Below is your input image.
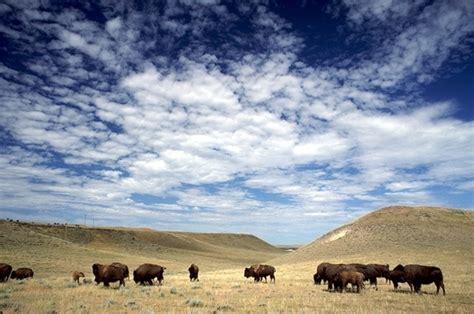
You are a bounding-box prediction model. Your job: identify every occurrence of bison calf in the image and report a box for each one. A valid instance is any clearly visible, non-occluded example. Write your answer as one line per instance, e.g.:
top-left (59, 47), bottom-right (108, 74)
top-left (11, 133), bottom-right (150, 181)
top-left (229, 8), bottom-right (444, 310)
top-left (335, 271), bottom-right (365, 293)
top-left (11, 267), bottom-right (34, 280)
top-left (72, 271), bottom-right (85, 284)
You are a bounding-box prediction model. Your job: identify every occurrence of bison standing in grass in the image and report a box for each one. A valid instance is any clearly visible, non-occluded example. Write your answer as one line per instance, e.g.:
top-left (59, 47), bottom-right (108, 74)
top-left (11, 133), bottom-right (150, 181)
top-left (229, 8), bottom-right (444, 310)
top-left (92, 263), bottom-right (127, 287)
top-left (10, 267), bottom-right (34, 280)
top-left (72, 271), bottom-right (85, 284)
top-left (111, 262), bottom-right (129, 279)
top-left (389, 264), bottom-right (411, 291)
top-left (395, 264), bottom-right (445, 295)
top-left (244, 264), bottom-right (276, 283)
top-left (0, 263), bottom-right (12, 282)
top-left (334, 271), bottom-right (365, 293)
top-left (188, 264), bottom-right (199, 282)
top-left (368, 264), bottom-right (390, 283)
top-left (324, 264), bottom-right (349, 291)
top-left (133, 264), bottom-right (166, 286)
top-left (313, 262), bottom-right (331, 285)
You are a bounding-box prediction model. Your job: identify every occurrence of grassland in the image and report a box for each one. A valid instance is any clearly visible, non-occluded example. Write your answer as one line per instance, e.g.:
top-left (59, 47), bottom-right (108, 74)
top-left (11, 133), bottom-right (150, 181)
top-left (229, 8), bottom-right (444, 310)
top-left (0, 220), bottom-right (284, 276)
top-left (1, 206), bottom-right (473, 313)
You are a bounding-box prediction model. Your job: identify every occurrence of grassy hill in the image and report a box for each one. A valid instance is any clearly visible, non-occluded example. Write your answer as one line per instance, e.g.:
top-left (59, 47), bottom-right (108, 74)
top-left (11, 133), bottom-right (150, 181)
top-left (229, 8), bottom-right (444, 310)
top-left (0, 220), bottom-right (284, 277)
top-left (273, 206), bottom-right (474, 265)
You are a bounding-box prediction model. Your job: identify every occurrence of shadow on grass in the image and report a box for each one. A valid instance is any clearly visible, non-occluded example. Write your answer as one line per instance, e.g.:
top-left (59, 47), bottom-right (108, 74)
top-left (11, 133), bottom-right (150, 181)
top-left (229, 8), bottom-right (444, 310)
top-left (390, 289), bottom-right (443, 296)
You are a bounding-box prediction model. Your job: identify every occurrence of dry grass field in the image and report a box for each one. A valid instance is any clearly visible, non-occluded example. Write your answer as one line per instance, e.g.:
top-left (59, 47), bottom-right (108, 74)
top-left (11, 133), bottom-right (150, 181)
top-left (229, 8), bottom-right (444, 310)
top-left (1, 206), bottom-right (473, 313)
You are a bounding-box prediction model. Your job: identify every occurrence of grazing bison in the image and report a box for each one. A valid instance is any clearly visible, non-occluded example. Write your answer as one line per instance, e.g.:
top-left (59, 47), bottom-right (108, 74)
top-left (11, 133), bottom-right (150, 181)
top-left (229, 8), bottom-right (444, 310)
top-left (402, 264), bottom-right (445, 295)
top-left (188, 264), bottom-right (199, 282)
top-left (10, 267), bottom-right (34, 280)
top-left (334, 271), bottom-right (365, 293)
top-left (72, 271), bottom-right (85, 284)
top-left (92, 263), bottom-right (127, 287)
top-left (313, 262), bottom-right (331, 285)
top-left (389, 264), bottom-right (411, 291)
top-left (0, 263), bottom-right (13, 282)
top-left (324, 263), bottom-right (351, 290)
top-left (244, 264), bottom-right (276, 283)
top-left (133, 264), bottom-right (166, 286)
top-left (111, 262), bottom-right (129, 279)
top-left (347, 263), bottom-right (379, 290)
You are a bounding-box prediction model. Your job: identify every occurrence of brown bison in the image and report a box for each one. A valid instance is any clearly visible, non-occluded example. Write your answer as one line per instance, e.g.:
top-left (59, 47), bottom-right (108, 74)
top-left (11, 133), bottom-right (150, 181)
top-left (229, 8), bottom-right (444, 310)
top-left (313, 262), bottom-right (331, 285)
top-left (398, 264), bottom-right (445, 295)
top-left (111, 262), bottom-right (129, 279)
top-left (92, 263), bottom-right (127, 287)
top-left (323, 263), bottom-right (351, 290)
top-left (188, 264), bottom-right (199, 282)
top-left (347, 263), bottom-right (379, 289)
top-left (10, 267), bottom-right (34, 280)
top-left (244, 264), bottom-right (276, 283)
top-left (133, 264), bottom-right (166, 286)
top-left (368, 264), bottom-right (390, 282)
top-left (0, 263), bottom-right (12, 282)
top-left (389, 264), bottom-right (411, 291)
top-left (72, 271), bottom-right (85, 284)
top-left (334, 271), bottom-right (365, 293)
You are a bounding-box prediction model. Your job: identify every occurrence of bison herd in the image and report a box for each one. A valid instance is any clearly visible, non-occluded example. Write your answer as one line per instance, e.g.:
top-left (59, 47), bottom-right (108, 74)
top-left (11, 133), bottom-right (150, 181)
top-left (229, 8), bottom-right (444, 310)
top-left (313, 262), bottom-right (445, 295)
top-left (0, 263), bottom-right (33, 281)
top-left (1, 261), bottom-right (445, 295)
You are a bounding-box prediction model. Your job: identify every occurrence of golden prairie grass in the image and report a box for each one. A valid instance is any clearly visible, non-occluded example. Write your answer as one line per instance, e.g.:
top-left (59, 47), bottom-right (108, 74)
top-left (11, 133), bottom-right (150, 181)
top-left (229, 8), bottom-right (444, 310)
top-left (1, 207), bottom-right (473, 313)
top-left (1, 261), bottom-right (472, 313)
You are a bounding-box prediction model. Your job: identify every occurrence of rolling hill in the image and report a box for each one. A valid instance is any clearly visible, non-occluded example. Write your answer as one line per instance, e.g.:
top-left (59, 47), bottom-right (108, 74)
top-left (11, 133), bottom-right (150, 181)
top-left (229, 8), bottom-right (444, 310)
top-left (0, 220), bottom-right (284, 277)
top-left (273, 206), bottom-right (474, 265)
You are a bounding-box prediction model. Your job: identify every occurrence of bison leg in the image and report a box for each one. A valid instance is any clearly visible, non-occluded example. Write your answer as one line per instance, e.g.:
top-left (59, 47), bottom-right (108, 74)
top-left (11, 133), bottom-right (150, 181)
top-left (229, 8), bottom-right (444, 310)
top-left (120, 279), bottom-right (125, 287)
top-left (392, 281), bottom-right (399, 290)
top-left (148, 279), bottom-right (153, 285)
top-left (436, 281), bottom-right (446, 295)
top-left (413, 283), bottom-right (421, 294)
top-left (270, 274), bottom-right (275, 283)
top-left (371, 278), bottom-right (378, 291)
top-left (341, 280), bottom-right (347, 293)
top-left (328, 280), bottom-right (337, 291)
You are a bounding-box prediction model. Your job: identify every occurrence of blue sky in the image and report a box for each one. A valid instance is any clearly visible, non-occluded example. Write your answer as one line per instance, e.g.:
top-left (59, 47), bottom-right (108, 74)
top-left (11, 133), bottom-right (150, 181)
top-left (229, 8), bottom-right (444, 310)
top-left (0, 0), bottom-right (473, 245)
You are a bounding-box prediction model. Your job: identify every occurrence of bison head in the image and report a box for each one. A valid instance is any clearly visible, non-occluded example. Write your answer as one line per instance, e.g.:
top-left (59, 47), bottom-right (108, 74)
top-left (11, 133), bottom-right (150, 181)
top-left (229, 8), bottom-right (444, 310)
top-left (133, 270), bottom-right (139, 283)
top-left (244, 267), bottom-right (255, 278)
top-left (10, 271), bottom-right (16, 279)
top-left (313, 273), bottom-right (322, 284)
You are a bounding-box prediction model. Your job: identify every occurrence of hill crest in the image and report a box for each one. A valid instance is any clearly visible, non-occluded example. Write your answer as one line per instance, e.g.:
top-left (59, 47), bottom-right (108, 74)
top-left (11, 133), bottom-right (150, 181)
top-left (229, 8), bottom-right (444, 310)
top-left (273, 206), bottom-right (474, 264)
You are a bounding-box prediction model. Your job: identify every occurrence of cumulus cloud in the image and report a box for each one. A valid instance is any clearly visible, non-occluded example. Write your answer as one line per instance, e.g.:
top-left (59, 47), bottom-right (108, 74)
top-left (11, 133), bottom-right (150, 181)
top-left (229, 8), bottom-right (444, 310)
top-left (0, 0), bottom-right (473, 244)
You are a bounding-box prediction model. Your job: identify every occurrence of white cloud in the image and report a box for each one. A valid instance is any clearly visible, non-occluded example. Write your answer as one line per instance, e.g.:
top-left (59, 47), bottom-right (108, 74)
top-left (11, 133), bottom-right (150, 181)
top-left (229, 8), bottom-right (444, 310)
top-left (0, 0), bottom-right (473, 244)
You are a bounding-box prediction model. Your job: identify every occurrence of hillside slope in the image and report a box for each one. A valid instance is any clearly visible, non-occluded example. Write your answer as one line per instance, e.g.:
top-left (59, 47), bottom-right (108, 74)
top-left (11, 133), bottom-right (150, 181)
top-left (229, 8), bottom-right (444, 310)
top-left (0, 220), bottom-right (284, 277)
top-left (274, 206), bottom-right (474, 264)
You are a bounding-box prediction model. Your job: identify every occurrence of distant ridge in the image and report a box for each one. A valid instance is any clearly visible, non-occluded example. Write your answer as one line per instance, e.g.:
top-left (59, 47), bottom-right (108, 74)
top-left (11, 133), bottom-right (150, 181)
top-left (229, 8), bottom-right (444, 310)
top-left (273, 206), bottom-right (474, 264)
top-left (0, 220), bottom-right (285, 276)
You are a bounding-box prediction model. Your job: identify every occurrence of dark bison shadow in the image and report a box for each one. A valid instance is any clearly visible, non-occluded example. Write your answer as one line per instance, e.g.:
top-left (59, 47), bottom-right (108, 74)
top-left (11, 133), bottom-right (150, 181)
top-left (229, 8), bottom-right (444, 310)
top-left (322, 288), bottom-right (364, 294)
top-left (390, 289), bottom-right (441, 295)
